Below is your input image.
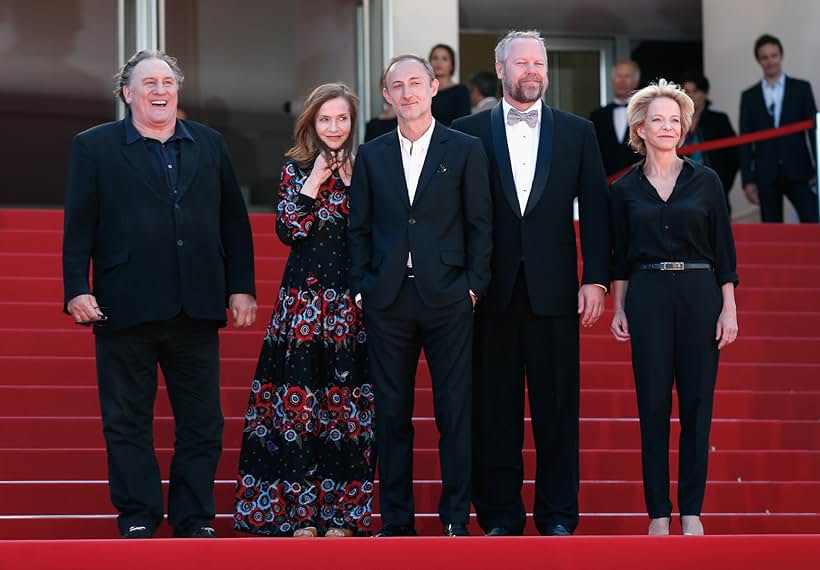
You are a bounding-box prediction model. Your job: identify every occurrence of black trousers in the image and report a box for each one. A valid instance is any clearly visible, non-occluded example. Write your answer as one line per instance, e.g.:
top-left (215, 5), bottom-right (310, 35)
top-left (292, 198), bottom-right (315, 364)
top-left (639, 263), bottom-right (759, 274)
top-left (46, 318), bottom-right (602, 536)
top-left (758, 170), bottom-right (818, 223)
top-left (94, 314), bottom-right (223, 535)
top-left (472, 270), bottom-right (580, 535)
top-left (364, 276), bottom-right (473, 528)
top-left (625, 270), bottom-right (722, 518)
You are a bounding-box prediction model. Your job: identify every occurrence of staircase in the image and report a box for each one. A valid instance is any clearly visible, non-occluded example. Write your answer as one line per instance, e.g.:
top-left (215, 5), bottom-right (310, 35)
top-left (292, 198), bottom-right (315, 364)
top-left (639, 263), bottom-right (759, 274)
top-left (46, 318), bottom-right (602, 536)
top-left (0, 209), bottom-right (818, 538)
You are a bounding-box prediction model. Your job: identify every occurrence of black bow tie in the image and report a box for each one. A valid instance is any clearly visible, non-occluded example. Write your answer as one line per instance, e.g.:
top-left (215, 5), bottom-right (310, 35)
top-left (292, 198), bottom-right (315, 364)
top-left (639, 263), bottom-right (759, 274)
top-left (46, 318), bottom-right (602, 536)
top-left (613, 102), bottom-right (628, 108)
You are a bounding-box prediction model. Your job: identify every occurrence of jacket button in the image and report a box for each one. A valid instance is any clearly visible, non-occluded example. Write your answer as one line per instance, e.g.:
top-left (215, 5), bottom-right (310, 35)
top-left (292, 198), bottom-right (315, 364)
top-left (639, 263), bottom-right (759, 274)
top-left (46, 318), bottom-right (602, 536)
top-left (408, 218), bottom-right (416, 225)
top-left (177, 240), bottom-right (184, 246)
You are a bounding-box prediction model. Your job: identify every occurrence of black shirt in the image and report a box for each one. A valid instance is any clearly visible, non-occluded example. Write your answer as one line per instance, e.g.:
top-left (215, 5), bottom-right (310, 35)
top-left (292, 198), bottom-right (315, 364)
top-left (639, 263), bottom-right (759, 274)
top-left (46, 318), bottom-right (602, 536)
top-left (431, 83), bottom-right (471, 126)
top-left (609, 158), bottom-right (739, 286)
top-left (124, 114), bottom-right (194, 200)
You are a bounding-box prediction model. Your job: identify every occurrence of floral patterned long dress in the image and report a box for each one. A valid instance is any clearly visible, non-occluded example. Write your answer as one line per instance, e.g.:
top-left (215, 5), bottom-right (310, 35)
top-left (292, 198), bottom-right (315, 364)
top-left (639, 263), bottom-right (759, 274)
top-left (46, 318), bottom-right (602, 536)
top-left (234, 160), bottom-right (374, 536)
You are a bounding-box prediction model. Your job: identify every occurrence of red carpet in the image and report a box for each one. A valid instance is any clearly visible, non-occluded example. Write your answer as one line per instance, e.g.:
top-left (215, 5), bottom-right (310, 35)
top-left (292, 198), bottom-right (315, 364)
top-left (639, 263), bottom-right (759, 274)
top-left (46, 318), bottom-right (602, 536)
top-left (0, 209), bottom-right (818, 549)
top-left (0, 536), bottom-right (818, 570)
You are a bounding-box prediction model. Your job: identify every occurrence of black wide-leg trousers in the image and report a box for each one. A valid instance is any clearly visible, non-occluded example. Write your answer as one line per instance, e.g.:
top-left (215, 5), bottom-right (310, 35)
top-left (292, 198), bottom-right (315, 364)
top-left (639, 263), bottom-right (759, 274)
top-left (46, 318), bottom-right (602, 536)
top-left (625, 269), bottom-right (722, 518)
top-left (472, 270), bottom-right (581, 535)
top-left (94, 314), bottom-right (223, 535)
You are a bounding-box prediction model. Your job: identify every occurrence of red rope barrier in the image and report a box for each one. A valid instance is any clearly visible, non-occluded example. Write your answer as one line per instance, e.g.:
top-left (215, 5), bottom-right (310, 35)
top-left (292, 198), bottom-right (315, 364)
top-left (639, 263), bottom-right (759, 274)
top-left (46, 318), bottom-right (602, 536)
top-left (607, 118), bottom-right (816, 184)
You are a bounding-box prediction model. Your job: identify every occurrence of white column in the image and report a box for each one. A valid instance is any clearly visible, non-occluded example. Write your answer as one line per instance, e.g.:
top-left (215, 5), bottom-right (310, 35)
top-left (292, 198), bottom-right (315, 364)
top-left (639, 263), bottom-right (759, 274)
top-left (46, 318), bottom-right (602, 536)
top-left (703, 0), bottom-right (820, 222)
top-left (386, 0), bottom-right (459, 80)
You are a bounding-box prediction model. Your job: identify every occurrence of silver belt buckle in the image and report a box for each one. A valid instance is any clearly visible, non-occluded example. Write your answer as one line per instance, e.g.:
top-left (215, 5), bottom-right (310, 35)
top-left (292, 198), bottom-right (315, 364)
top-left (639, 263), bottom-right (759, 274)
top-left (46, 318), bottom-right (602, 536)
top-left (660, 261), bottom-right (685, 271)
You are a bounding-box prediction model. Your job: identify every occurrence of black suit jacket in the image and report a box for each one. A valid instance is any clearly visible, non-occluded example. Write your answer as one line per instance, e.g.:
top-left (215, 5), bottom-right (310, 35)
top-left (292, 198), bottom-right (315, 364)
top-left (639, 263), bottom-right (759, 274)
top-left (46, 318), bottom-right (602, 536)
top-left (739, 76), bottom-right (817, 186)
top-left (62, 118), bottom-right (255, 331)
top-left (693, 105), bottom-right (740, 195)
top-left (452, 103), bottom-right (610, 317)
top-left (348, 122), bottom-right (492, 310)
top-left (590, 103), bottom-right (641, 177)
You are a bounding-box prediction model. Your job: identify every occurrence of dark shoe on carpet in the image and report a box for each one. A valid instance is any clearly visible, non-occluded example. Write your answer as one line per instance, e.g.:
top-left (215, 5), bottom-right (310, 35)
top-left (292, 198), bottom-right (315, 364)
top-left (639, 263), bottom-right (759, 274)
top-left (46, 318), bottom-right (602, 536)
top-left (122, 524), bottom-right (153, 539)
top-left (375, 525), bottom-right (417, 537)
top-left (544, 523), bottom-right (572, 536)
top-left (485, 527), bottom-right (516, 536)
top-left (174, 525), bottom-right (216, 538)
top-left (443, 523), bottom-right (470, 537)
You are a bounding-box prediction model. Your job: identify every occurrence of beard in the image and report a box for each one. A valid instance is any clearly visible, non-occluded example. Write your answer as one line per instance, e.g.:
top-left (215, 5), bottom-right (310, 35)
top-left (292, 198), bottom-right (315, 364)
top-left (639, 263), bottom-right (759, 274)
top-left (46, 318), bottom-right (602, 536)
top-left (503, 74), bottom-right (546, 104)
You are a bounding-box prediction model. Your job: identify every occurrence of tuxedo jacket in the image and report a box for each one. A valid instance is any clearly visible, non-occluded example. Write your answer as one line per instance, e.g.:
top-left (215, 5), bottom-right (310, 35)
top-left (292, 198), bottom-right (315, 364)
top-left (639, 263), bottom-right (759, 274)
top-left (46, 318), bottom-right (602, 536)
top-left (739, 76), bottom-right (817, 186)
top-left (694, 105), bottom-right (740, 195)
top-left (62, 118), bottom-right (255, 331)
top-left (452, 102), bottom-right (610, 317)
top-left (348, 122), bottom-right (492, 310)
top-left (590, 103), bottom-right (641, 177)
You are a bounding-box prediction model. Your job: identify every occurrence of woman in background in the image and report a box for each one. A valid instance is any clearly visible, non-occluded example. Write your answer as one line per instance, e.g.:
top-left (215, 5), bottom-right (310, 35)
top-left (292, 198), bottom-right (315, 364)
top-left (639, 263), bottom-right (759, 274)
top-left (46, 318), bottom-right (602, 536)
top-left (234, 83), bottom-right (374, 538)
top-left (429, 43), bottom-right (471, 126)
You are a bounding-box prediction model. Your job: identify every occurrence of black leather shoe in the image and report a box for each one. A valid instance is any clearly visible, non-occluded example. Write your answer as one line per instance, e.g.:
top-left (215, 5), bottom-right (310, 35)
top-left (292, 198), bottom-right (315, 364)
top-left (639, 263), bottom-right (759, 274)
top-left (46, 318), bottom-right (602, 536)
top-left (121, 524), bottom-right (153, 539)
top-left (444, 523), bottom-right (470, 536)
top-left (486, 527), bottom-right (515, 536)
top-left (174, 525), bottom-right (216, 538)
top-left (375, 525), bottom-right (417, 537)
top-left (544, 523), bottom-right (572, 536)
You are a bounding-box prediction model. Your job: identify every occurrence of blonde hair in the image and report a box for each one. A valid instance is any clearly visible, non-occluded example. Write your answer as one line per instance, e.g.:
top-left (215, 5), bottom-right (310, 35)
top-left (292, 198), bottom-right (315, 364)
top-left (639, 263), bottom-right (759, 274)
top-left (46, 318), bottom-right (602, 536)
top-left (626, 78), bottom-right (694, 156)
top-left (286, 83), bottom-right (359, 169)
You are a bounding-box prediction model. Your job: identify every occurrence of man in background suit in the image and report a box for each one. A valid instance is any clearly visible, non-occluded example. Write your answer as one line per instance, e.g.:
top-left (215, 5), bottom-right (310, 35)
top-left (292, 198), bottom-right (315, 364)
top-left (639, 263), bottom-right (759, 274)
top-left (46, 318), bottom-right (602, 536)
top-left (349, 54), bottom-right (492, 537)
top-left (590, 60), bottom-right (642, 178)
top-left (452, 30), bottom-right (609, 536)
top-left (470, 71), bottom-right (499, 114)
top-left (740, 33), bottom-right (818, 222)
top-left (63, 50), bottom-right (256, 538)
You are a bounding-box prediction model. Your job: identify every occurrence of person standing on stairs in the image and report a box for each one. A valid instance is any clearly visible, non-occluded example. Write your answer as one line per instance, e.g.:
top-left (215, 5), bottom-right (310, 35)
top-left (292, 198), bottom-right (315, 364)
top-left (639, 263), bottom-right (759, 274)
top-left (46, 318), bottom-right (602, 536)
top-left (233, 83), bottom-right (375, 538)
top-left (608, 79), bottom-right (739, 536)
top-left (62, 50), bottom-right (256, 539)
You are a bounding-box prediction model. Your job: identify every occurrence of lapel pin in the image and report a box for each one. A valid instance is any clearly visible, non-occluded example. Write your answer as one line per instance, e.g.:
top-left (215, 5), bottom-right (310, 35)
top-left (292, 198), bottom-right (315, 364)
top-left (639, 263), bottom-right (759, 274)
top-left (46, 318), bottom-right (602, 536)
top-left (436, 163), bottom-right (447, 174)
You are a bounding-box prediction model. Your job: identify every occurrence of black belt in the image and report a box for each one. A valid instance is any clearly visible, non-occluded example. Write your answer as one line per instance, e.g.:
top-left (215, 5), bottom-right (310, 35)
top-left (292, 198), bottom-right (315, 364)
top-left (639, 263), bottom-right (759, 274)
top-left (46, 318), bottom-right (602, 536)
top-left (637, 262), bottom-right (712, 271)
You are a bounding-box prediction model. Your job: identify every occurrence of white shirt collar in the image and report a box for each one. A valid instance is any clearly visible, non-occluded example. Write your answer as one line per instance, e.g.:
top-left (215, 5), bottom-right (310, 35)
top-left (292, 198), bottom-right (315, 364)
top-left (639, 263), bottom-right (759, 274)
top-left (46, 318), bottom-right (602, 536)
top-left (762, 73), bottom-right (785, 89)
top-left (501, 98), bottom-right (541, 122)
top-left (397, 119), bottom-right (436, 154)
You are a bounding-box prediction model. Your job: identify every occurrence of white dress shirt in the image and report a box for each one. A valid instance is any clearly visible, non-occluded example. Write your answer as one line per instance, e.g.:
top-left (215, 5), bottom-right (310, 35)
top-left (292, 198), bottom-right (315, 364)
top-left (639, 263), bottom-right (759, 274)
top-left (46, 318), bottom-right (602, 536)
top-left (612, 98), bottom-right (628, 143)
top-left (397, 119), bottom-right (436, 268)
top-left (502, 99), bottom-right (541, 215)
top-left (761, 73), bottom-right (785, 128)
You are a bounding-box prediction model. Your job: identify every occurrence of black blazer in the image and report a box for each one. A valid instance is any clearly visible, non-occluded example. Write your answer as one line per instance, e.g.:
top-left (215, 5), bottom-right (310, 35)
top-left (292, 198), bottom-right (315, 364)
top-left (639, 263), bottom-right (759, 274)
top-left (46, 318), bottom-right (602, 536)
top-left (348, 122), bottom-right (492, 310)
top-left (739, 76), bottom-right (817, 186)
top-left (590, 103), bottom-right (641, 177)
top-left (452, 103), bottom-right (610, 317)
top-left (62, 119), bottom-right (255, 331)
top-left (693, 105), bottom-right (740, 195)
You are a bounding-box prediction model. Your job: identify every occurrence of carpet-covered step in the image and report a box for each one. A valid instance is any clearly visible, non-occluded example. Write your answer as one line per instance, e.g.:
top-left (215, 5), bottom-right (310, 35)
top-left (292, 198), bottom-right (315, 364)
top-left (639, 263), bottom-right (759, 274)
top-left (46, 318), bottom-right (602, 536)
top-left (5, 301), bottom-right (820, 339)
top-left (2, 356), bottom-right (818, 391)
top-left (4, 448), bottom-right (816, 482)
top-left (2, 480), bottom-right (816, 517)
top-left (1, 512), bottom-right (819, 539)
top-left (5, 276), bottom-right (819, 311)
top-left (0, 417), bottom-right (816, 450)
top-left (2, 385), bottom-right (817, 421)
top-left (5, 329), bottom-right (820, 364)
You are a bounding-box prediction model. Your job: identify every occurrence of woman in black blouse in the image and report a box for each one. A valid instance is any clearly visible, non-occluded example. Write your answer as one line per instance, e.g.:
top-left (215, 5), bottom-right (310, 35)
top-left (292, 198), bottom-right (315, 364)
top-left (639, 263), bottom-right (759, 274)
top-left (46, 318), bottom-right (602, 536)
top-left (428, 43), bottom-right (471, 126)
top-left (609, 79), bottom-right (739, 536)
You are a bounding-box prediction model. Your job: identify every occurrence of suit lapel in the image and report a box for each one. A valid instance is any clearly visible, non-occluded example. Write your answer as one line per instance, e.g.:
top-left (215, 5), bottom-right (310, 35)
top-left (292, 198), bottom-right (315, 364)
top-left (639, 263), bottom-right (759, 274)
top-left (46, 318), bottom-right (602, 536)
top-left (176, 134), bottom-right (200, 201)
top-left (754, 83), bottom-right (774, 127)
top-left (119, 123), bottom-right (168, 203)
top-left (523, 103), bottom-right (554, 217)
top-left (412, 122), bottom-right (448, 206)
top-left (490, 103), bottom-right (523, 219)
top-left (781, 77), bottom-right (795, 124)
top-left (382, 130), bottom-right (411, 208)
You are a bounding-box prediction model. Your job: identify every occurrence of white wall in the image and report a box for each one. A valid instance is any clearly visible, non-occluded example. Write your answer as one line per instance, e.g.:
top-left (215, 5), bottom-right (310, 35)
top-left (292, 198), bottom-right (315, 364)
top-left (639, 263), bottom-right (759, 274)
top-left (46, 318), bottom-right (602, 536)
top-left (703, 0), bottom-right (820, 221)
top-left (388, 0), bottom-right (460, 80)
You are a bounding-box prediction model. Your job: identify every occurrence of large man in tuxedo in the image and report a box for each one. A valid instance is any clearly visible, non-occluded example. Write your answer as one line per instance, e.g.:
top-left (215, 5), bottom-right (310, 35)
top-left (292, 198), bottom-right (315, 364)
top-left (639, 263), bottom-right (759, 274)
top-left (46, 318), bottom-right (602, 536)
top-left (63, 50), bottom-right (256, 538)
top-left (739, 33), bottom-right (818, 223)
top-left (590, 60), bottom-right (642, 178)
top-left (452, 30), bottom-right (610, 536)
top-left (349, 54), bottom-right (492, 537)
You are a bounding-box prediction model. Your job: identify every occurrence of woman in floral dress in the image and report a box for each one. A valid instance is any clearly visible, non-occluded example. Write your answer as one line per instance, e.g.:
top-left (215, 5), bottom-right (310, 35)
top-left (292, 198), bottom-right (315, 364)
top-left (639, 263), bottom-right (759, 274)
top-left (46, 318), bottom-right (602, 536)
top-left (234, 83), bottom-right (374, 537)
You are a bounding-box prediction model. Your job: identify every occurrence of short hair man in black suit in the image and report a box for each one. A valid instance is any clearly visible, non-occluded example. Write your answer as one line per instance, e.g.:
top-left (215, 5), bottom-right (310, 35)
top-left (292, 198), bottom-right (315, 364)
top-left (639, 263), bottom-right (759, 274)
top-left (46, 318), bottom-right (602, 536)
top-left (590, 60), bottom-right (642, 177)
top-left (63, 50), bottom-right (257, 538)
top-left (739, 34), bottom-right (818, 222)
